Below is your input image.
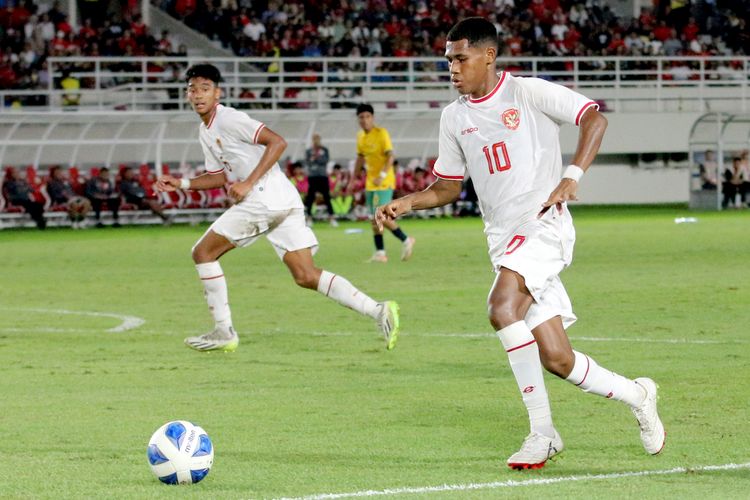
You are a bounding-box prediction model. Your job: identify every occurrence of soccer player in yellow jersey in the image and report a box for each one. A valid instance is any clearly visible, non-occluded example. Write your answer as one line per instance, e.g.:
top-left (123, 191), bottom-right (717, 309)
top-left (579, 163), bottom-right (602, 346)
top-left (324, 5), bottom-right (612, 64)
top-left (351, 103), bottom-right (415, 263)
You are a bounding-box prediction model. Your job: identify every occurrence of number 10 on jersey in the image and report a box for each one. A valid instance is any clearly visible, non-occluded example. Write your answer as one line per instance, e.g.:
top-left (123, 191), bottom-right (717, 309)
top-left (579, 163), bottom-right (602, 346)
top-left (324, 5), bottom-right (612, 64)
top-left (483, 141), bottom-right (511, 174)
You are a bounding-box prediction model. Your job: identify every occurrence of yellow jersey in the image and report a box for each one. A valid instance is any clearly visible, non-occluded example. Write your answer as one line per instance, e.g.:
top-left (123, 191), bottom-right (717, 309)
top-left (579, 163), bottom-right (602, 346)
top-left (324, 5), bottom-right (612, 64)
top-left (356, 126), bottom-right (395, 191)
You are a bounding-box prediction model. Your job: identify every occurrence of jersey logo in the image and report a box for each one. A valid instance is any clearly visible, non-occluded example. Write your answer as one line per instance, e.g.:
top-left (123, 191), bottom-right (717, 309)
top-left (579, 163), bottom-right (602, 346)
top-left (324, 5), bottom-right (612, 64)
top-left (502, 108), bottom-right (520, 130)
top-left (461, 127), bottom-right (478, 135)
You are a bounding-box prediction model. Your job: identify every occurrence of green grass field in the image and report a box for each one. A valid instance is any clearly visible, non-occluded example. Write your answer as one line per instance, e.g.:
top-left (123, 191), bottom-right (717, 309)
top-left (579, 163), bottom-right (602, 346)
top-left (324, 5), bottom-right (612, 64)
top-left (1, 206), bottom-right (749, 499)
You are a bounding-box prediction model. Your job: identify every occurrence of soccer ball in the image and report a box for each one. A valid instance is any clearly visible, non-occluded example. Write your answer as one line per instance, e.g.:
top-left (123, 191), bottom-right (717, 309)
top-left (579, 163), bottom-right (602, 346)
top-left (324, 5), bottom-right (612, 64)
top-left (147, 420), bottom-right (214, 485)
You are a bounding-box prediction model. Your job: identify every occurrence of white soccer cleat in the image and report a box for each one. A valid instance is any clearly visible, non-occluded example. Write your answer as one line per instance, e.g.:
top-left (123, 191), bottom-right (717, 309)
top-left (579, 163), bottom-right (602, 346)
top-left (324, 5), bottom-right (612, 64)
top-left (366, 250), bottom-right (388, 263)
top-left (401, 236), bottom-right (416, 261)
top-left (185, 326), bottom-right (239, 352)
top-left (632, 377), bottom-right (666, 454)
top-left (376, 301), bottom-right (400, 350)
top-left (507, 430), bottom-right (564, 470)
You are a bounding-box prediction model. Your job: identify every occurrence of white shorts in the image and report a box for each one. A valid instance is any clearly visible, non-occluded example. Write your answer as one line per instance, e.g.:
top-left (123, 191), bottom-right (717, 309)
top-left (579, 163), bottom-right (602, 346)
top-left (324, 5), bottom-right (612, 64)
top-left (488, 211), bottom-right (577, 330)
top-left (206, 203), bottom-right (318, 259)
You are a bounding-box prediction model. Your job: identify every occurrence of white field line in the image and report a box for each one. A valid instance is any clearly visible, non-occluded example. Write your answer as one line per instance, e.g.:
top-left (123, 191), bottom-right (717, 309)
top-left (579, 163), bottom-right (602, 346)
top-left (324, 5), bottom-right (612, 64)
top-left (0, 325), bottom-right (743, 345)
top-left (276, 462), bottom-right (750, 500)
top-left (0, 307), bottom-right (145, 332)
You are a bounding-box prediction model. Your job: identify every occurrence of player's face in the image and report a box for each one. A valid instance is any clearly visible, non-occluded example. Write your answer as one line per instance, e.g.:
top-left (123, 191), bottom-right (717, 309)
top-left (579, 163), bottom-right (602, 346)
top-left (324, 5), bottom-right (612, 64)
top-left (186, 77), bottom-right (221, 116)
top-left (357, 111), bottom-right (374, 132)
top-left (445, 39), bottom-right (495, 96)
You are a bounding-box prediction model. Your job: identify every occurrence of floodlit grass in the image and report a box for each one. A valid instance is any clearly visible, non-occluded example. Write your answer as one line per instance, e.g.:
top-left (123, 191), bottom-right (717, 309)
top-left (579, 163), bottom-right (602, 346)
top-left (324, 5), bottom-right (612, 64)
top-left (0, 206), bottom-right (748, 499)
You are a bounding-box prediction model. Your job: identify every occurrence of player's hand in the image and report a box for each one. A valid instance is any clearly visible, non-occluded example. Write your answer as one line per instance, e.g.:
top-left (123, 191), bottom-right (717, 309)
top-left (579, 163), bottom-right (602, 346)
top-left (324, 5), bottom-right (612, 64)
top-left (155, 175), bottom-right (180, 192)
top-left (228, 180), bottom-right (252, 203)
top-left (372, 176), bottom-right (382, 187)
top-left (538, 178), bottom-right (578, 218)
top-left (375, 198), bottom-right (412, 231)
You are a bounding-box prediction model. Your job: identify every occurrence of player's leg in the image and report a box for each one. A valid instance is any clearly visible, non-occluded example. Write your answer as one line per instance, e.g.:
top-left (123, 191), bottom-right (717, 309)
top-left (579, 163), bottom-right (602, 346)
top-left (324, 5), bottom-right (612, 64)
top-left (378, 188), bottom-right (415, 261)
top-left (273, 209), bottom-right (399, 349)
top-left (366, 190), bottom-right (387, 262)
top-left (184, 229), bottom-right (238, 352)
top-left (532, 317), bottom-right (666, 454)
top-left (489, 267), bottom-right (561, 470)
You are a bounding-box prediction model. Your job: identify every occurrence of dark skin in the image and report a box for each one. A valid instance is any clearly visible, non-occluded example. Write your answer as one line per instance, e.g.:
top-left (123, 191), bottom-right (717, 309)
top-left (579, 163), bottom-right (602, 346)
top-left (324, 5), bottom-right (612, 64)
top-left (154, 77), bottom-right (324, 290)
top-left (376, 38), bottom-right (608, 378)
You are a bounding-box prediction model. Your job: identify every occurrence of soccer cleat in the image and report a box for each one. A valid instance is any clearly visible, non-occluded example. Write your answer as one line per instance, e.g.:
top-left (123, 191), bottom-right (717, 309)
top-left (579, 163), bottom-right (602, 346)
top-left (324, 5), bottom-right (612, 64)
top-left (507, 430), bottom-right (564, 470)
top-left (632, 377), bottom-right (666, 454)
top-left (401, 236), bottom-right (416, 261)
top-left (367, 250), bottom-right (388, 263)
top-left (376, 301), bottom-right (400, 350)
top-left (329, 218), bottom-right (339, 228)
top-left (185, 326), bottom-right (239, 352)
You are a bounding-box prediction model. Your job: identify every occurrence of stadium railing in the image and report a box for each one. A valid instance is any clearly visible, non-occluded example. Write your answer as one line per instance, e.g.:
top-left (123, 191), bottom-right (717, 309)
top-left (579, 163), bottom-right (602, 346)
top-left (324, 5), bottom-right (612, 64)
top-left (1, 56), bottom-right (749, 113)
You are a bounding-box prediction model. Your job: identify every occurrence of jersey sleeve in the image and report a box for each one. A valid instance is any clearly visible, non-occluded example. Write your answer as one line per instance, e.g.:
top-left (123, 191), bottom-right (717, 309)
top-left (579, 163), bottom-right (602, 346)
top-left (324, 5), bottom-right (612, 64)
top-left (356, 132), bottom-right (365, 157)
top-left (432, 107), bottom-right (466, 180)
top-left (224, 109), bottom-right (266, 144)
top-left (379, 128), bottom-right (394, 153)
top-left (199, 135), bottom-right (224, 174)
top-left (522, 77), bottom-right (599, 126)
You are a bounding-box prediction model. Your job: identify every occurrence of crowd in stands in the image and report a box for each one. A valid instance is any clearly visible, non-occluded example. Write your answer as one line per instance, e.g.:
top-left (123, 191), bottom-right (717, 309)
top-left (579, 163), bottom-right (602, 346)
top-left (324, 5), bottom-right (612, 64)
top-left (3, 0), bottom-right (750, 105)
top-left (158, 0), bottom-right (750, 59)
top-left (0, 0), bottom-right (185, 105)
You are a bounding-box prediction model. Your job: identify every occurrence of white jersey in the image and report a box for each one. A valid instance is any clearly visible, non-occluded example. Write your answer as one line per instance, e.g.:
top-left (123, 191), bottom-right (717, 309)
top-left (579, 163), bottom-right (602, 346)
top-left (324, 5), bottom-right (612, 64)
top-left (433, 72), bottom-right (597, 243)
top-left (198, 104), bottom-right (302, 210)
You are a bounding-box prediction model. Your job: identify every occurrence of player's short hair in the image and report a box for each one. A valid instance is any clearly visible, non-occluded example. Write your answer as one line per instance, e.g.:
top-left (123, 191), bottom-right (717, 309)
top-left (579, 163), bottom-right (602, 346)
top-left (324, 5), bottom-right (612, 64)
top-left (185, 64), bottom-right (222, 85)
top-left (447, 17), bottom-right (499, 49)
top-left (356, 103), bottom-right (374, 116)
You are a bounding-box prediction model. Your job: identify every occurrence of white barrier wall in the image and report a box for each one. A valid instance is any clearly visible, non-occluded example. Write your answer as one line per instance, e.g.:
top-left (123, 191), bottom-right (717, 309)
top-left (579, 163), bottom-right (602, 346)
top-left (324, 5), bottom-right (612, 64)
top-left (0, 110), bottom-right (700, 204)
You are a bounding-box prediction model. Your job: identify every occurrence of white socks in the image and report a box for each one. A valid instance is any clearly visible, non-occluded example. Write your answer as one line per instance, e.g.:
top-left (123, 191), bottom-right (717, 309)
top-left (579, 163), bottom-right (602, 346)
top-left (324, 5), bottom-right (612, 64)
top-left (565, 350), bottom-right (646, 407)
top-left (497, 321), bottom-right (555, 438)
top-left (196, 262), bottom-right (232, 330)
top-left (317, 270), bottom-right (380, 319)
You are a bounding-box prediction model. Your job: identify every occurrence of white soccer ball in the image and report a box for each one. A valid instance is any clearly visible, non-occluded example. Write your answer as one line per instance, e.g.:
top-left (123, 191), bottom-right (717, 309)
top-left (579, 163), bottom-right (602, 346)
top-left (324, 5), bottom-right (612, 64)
top-left (147, 420), bottom-right (214, 485)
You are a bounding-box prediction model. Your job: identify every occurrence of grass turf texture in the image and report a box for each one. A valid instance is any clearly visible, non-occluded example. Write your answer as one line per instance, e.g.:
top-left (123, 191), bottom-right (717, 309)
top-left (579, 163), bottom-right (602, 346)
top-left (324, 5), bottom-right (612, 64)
top-left (0, 206), bottom-right (748, 499)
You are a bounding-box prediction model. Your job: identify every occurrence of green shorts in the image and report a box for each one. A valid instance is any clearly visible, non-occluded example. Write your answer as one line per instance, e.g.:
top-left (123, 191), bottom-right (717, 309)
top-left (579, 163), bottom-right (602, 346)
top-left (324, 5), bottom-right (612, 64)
top-left (366, 189), bottom-right (394, 215)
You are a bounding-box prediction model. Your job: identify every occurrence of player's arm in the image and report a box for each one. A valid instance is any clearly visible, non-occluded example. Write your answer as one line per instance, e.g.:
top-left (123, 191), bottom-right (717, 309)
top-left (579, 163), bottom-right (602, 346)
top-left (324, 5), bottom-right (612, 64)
top-left (155, 170), bottom-right (227, 192)
top-left (228, 126), bottom-right (287, 201)
top-left (539, 108), bottom-right (607, 217)
top-left (373, 150), bottom-right (394, 187)
top-left (348, 154), bottom-right (365, 192)
top-left (375, 177), bottom-right (462, 230)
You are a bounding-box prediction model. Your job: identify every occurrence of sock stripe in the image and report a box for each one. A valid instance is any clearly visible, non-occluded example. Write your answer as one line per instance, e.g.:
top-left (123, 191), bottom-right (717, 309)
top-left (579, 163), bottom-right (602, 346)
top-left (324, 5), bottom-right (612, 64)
top-left (201, 274), bottom-right (225, 280)
top-left (575, 355), bottom-right (591, 386)
top-left (506, 339), bottom-right (536, 353)
top-left (325, 275), bottom-right (337, 297)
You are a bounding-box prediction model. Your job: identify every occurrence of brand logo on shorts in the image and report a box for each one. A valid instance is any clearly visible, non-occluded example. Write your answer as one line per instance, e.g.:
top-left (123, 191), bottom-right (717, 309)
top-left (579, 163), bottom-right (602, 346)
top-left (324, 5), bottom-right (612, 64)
top-left (502, 108), bottom-right (520, 130)
top-left (606, 392), bottom-right (613, 399)
top-left (523, 385), bottom-right (535, 393)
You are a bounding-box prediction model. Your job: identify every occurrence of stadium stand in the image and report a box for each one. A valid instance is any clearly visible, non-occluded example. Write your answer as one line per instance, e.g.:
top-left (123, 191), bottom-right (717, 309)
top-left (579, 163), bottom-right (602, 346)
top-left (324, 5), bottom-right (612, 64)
top-left (3, 1), bottom-right (750, 227)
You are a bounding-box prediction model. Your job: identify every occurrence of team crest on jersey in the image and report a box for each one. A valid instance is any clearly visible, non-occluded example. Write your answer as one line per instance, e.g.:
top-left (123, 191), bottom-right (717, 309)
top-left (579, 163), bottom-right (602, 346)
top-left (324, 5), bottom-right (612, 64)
top-left (502, 108), bottom-right (520, 130)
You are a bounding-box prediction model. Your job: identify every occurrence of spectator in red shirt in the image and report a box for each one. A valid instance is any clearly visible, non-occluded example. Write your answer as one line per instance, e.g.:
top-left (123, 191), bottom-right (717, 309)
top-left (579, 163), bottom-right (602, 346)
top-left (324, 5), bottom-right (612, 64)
top-left (653, 21), bottom-right (671, 42)
top-left (682, 17), bottom-right (700, 42)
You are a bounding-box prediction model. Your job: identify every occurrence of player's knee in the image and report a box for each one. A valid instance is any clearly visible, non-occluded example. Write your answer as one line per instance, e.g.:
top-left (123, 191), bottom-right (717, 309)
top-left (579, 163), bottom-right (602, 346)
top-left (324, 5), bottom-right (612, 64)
top-left (191, 244), bottom-right (208, 264)
top-left (541, 349), bottom-right (574, 378)
top-left (293, 271), bottom-right (318, 289)
top-left (487, 301), bottom-right (522, 330)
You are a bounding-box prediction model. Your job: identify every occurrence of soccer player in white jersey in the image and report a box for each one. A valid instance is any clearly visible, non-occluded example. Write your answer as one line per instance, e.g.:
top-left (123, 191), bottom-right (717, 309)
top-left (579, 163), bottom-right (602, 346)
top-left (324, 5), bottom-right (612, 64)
top-left (156, 64), bottom-right (400, 352)
top-left (376, 18), bottom-right (665, 469)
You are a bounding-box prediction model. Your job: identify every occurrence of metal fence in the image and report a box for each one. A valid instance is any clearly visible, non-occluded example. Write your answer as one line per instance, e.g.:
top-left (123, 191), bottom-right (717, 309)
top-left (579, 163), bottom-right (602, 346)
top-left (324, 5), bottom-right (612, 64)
top-left (0, 56), bottom-right (748, 113)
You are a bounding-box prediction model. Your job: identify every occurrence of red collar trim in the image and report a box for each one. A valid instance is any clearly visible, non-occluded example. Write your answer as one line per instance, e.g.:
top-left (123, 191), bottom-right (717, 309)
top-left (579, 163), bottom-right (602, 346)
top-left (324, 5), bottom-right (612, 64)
top-left (468, 72), bottom-right (506, 104)
top-left (206, 104), bottom-right (219, 129)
